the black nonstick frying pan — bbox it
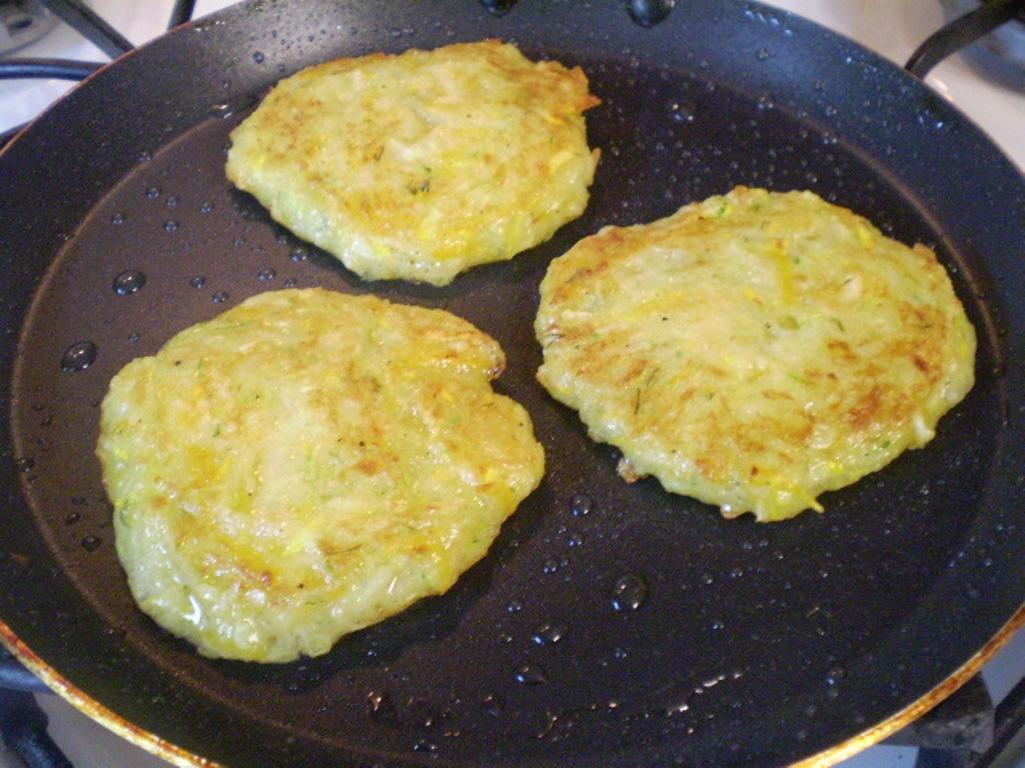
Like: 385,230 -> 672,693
2,1 -> 1025,766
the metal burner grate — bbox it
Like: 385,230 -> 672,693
0,1 -> 57,56
0,0 -> 195,145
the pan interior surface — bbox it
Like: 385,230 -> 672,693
2,2 -> 1024,767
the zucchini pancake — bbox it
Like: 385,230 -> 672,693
535,187 -> 976,522
97,289 -> 544,661
225,40 -> 600,286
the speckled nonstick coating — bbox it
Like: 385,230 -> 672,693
1,1 -> 1024,766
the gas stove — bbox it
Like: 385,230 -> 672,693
1,2 -> 1024,767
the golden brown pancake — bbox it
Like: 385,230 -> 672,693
226,40 -> 600,286
99,289 -> 544,661
536,187 -> 976,521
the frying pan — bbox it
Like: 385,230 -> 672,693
2,1 -> 1024,766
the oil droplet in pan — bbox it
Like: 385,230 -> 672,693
532,622 -> 567,645
826,666 -> 847,686
209,93 -> 259,119
481,693 -> 504,716
406,698 -> 442,729
112,270 -> 146,296
61,341 -> 97,372
610,573 -> 647,612
514,663 -> 547,685
626,0 -> 674,27
668,101 -> 696,123
366,690 -> 398,723
570,494 -> 592,517
479,0 -> 517,17
13,458 -> 34,473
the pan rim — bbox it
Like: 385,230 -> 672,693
6,606 -> 1025,767
0,620 -> 220,768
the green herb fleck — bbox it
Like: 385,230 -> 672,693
407,178 -> 431,195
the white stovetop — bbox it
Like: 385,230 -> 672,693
1,2 -> 1024,768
